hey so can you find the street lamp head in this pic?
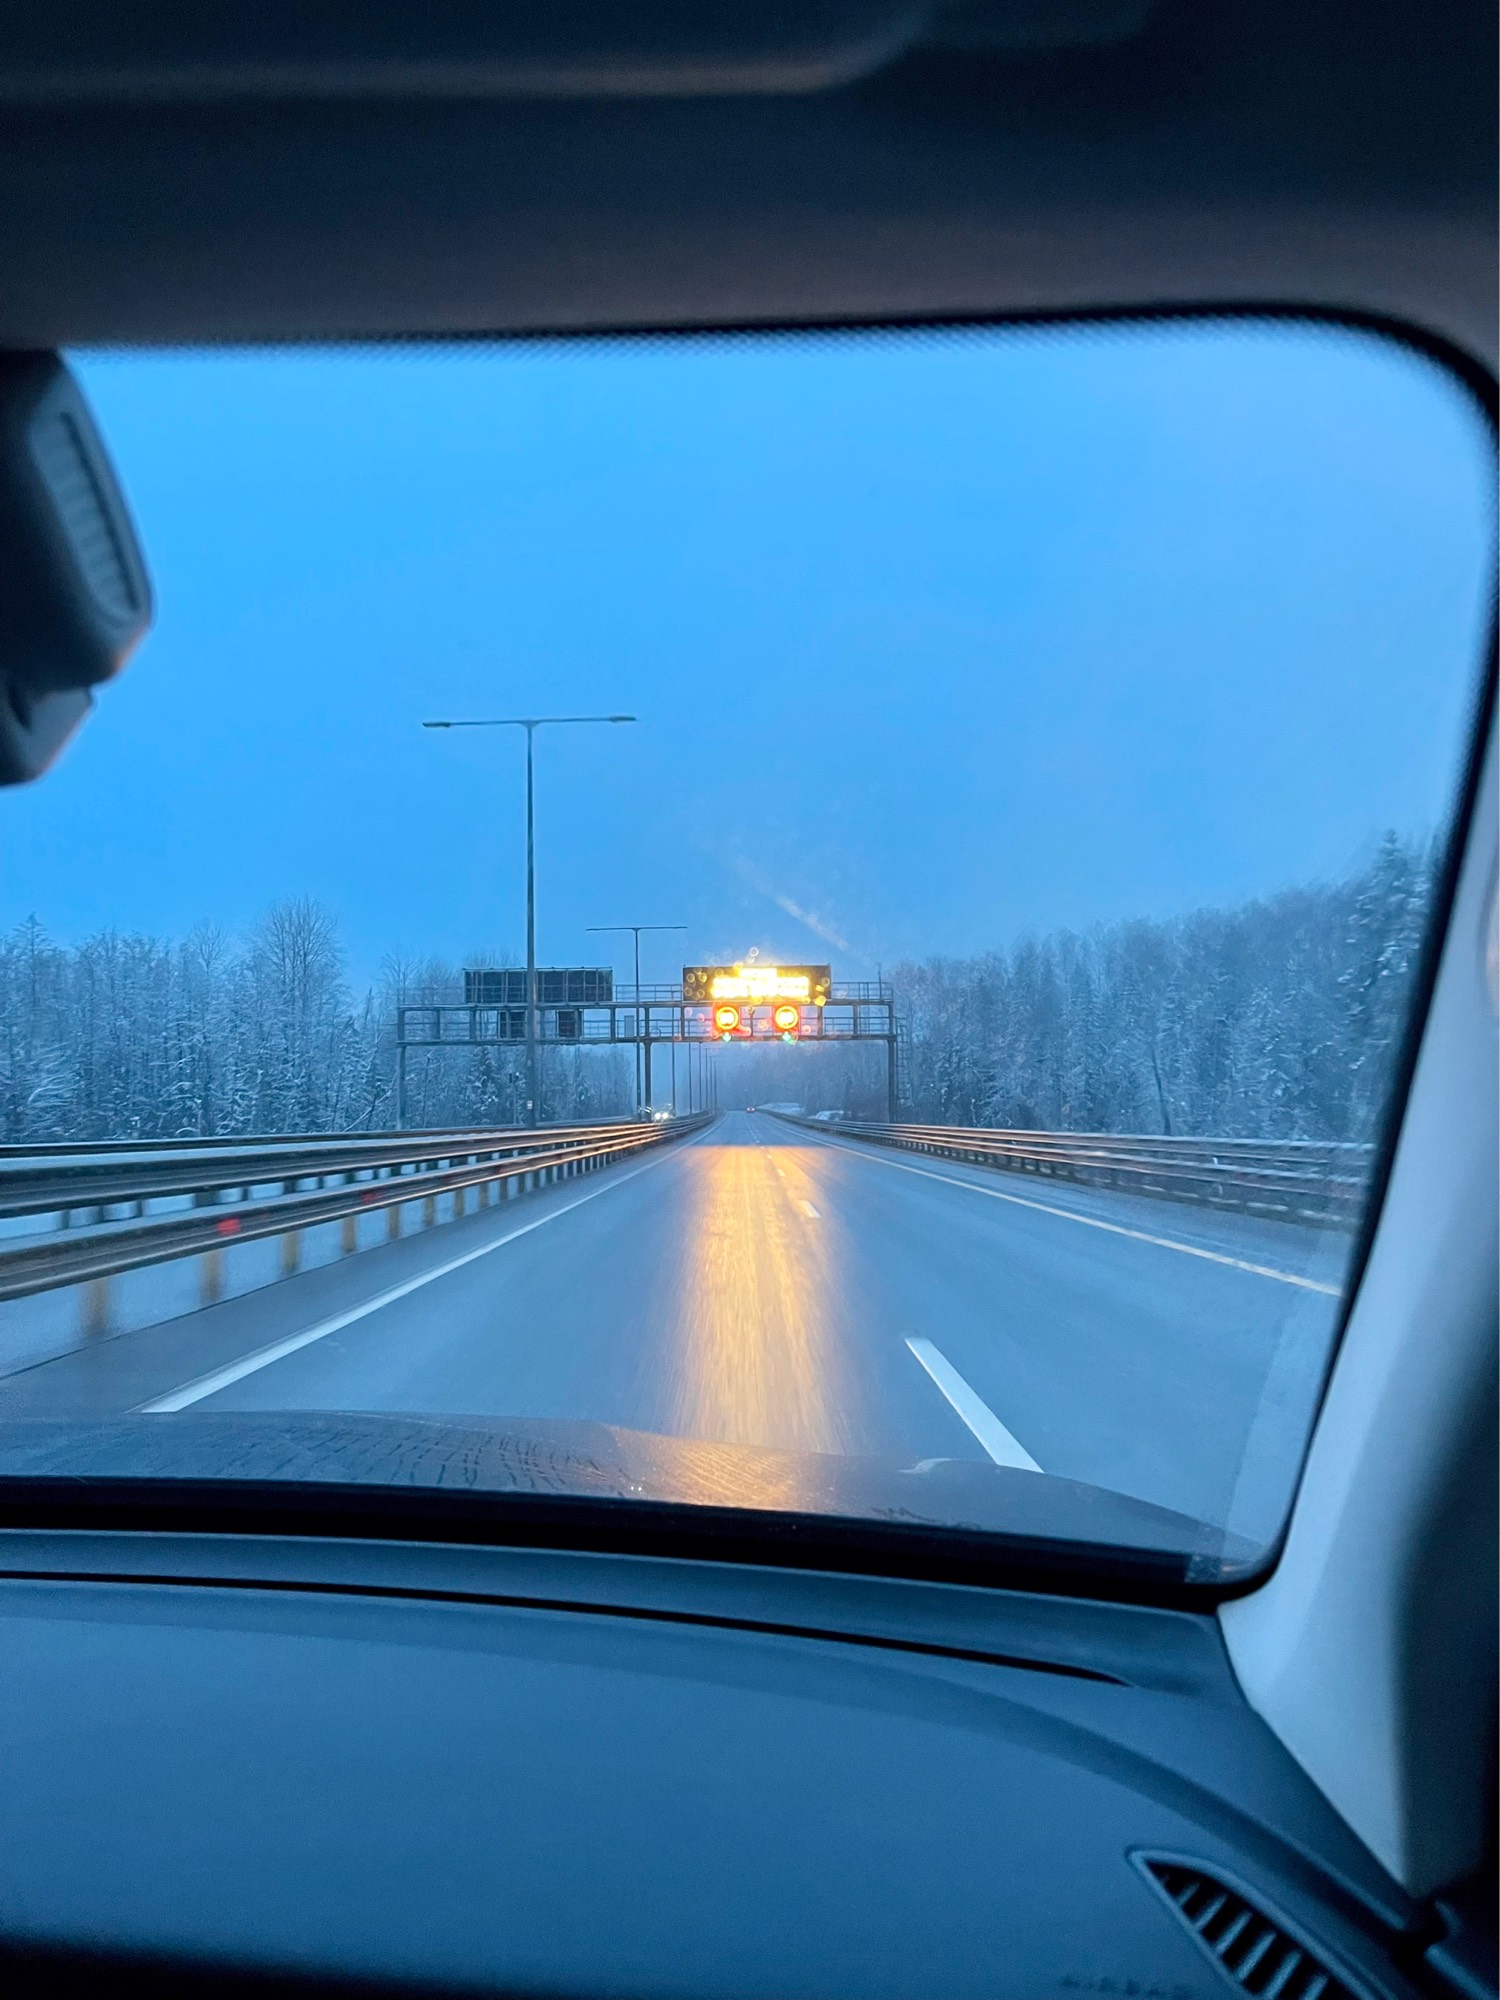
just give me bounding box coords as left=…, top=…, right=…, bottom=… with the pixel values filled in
left=423, top=714, right=634, bottom=730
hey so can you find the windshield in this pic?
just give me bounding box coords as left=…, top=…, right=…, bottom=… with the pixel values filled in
left=0, top=320, right=1491, bottom=1587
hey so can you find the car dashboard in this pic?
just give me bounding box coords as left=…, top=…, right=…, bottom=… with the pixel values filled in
left=0, top=1528, right=1434, bottom=2000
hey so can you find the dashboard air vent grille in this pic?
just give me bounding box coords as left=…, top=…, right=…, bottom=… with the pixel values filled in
left=1143, top=1860, right=1356, bottom=2000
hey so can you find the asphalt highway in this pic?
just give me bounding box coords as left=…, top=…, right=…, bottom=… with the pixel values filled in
left=0, top=1112, right=1355, bottom=1541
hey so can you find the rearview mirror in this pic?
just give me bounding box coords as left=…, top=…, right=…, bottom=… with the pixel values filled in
left=0, top=352, right=152, bottom=785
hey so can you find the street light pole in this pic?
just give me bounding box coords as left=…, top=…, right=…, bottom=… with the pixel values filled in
left=424, top=712, right=635, bottom=1128
left=586, top=922, right=685, bottom=1117
left=523, top=724, right=537, bottom=1124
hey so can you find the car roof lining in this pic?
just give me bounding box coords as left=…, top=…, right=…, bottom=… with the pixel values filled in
left=0, top=0, right=1490, bottom=367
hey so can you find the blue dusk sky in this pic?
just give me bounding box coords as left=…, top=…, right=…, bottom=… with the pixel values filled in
left=0, top=320, right=1491, bottom=988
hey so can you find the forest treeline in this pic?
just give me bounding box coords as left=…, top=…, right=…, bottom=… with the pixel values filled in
left=0, top=905, right=626, bottom=1141
left=895, top=834, right=1429, bottom=1141
left=0, top=836, right=1428, bottom=1143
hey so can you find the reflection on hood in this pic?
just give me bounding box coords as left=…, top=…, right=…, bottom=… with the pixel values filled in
left=0, top=1410, right=1258, bottom=1584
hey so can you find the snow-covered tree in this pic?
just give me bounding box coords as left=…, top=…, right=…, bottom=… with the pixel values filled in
left=0, top=836, right=1434, bottom=1143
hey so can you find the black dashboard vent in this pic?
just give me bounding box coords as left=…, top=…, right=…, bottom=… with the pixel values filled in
left=1142, top=1860, right=1358, bottom=2000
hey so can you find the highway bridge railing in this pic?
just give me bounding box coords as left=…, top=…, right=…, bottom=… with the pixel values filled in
left=764, top=1114, right=1372, bottom=1227
left=0, top=1115, right=712, bottom=1317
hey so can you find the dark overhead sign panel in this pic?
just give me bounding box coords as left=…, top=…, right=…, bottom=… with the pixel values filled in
left=465, top=968, right=613, bottom=1006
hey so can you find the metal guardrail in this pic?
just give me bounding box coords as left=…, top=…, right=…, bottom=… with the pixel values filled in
left=0, top=1120, right=646, bottom=1220
left=0, top=1116, right=712, bottom=1307
left=767, top=1114, right=1373, bottom=1226
left=0, top=1118, right=636, bottom=1161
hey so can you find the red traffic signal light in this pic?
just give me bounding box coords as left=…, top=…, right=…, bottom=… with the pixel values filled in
left=772, top=1003, right=801, bottom=1039
left=714, top=1003, right=742, bottom=1038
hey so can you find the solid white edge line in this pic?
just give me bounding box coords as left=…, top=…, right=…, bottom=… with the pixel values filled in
left=904, top=1336, right=1042, bottom=1472
left=800, top=1129, right=1339, bottom=1295
left=138, top=1145, right=687, bottom=1414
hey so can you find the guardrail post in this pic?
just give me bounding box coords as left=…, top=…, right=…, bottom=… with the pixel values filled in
left=423, top=1193, right=437, bottom=1229
left=341, top=1213, right=357, bottom=1255
left=82, top=1275, right=111, bottom=1339
left=280, top=1230, right=302, bottom=1277
left=387, top=1203, right=402, bottom=1241
left=200, top=1247, right=225, bottom=1306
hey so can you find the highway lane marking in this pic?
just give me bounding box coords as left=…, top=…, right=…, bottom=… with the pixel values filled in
left=802, top=1131, right=1339, bottom=1295
left=139, top=1148, right=690, bottom=1414
left=905, top=1336, right=1041, bottom=1472
left=799, top=1200, right=821, bottom=1219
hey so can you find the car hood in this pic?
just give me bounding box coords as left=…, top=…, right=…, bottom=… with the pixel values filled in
left=0, top=1410, right=1259, bottom=1586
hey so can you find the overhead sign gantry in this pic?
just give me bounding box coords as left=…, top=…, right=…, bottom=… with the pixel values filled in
left=396, top=961, right=900, bottom=1120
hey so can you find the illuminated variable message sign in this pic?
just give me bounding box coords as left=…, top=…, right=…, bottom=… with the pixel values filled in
left=682, top=964, right=832, bottom=1006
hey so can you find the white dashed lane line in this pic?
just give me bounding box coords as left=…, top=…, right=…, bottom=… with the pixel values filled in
left=905, top=1336, right=1041, bottom=1472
